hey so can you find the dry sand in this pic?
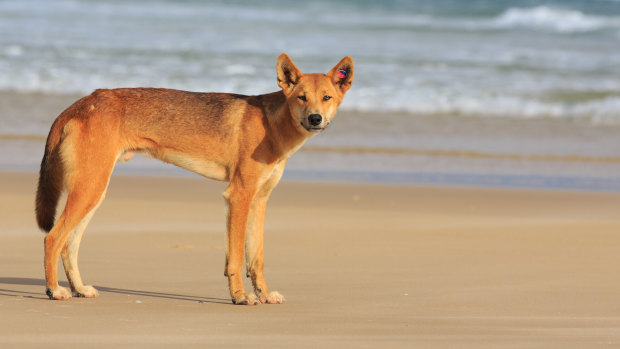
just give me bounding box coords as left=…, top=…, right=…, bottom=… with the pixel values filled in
left=1, top=171, right=620, bottom=348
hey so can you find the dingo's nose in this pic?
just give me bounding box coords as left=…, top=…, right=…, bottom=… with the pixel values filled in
left=308, top=114, right=322, bottom=126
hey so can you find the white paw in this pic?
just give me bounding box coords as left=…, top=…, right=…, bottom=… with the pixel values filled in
left=46, top=286, right=72, bottom=300
left=232, top=292, right=260, bottom=305
left=261, top=291, right=285, bottom=304
left=74, top=285, right=99, bottom=298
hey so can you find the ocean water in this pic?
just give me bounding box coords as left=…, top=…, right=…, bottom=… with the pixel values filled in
left=1, top=0, right=620, bottom=123
left=0, top=0, right=619, bottom=190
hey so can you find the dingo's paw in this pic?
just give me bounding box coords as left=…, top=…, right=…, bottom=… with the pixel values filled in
left=74, top=285, right=99, bottom=298
left=46, top=286, right=72, bottom=300
left=232, top=292, right=259, bottom=305
left=259, top=291, right=285, bottom=304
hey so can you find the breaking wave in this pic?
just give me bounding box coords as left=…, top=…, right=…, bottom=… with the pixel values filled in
left=493, top=6, right=620, bottom=33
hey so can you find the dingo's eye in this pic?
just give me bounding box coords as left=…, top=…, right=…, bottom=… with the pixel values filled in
left=298, top=95, right=307, bottom=102
left=323, top=95, right=332, bottom=101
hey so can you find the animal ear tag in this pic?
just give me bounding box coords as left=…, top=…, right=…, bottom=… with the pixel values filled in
left=337, top=70, right=347, bottom=79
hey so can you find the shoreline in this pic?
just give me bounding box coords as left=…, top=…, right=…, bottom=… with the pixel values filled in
left=4, top=166, right=620, bottom=193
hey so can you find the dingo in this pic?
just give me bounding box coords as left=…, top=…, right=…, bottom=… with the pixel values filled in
left=35, top=54, right=354, bottom=305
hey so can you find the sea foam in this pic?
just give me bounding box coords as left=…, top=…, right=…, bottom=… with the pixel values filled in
left=494, top=6, right=620, bottom=33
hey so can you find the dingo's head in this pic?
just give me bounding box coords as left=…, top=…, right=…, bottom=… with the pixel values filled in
left=277, top=53, right=354, bottom=133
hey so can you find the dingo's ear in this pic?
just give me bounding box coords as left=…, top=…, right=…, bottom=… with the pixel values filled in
left=328, top=56, right=354, bottom=94
left=277, top=53, right=303, bottom=94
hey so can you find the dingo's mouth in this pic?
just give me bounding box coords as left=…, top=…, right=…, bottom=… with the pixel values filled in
left=301, top=122, right=329, bottom=132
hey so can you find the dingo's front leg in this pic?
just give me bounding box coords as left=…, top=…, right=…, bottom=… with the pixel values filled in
left=223, top=179, right=259, bottom=305
left=245, top=163, right=286, bottom=304
left=245, top=196, right=285, bottom=304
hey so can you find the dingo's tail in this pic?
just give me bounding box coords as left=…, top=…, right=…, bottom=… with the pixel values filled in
left=35, top=114, right=70, bottom=233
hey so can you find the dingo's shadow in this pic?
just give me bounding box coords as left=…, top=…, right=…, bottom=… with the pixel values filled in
left=0, top=277, right=230, bottom=304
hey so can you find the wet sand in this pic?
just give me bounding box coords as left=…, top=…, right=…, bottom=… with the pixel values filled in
left=1, top=171, right=620, bottom=347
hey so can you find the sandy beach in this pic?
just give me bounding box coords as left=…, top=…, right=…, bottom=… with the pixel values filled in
left=2, top=0, right=620, bottom=347
left=1, top=171, right=619, bottom=347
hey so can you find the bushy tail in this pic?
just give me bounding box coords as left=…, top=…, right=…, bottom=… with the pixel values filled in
left=35, top=115, right=70, bottom=233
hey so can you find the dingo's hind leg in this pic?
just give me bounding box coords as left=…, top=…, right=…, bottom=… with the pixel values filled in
left=45, top=165, right=114, bottom=299
left=44, top=120, right=118, bottom=300
left=61, top=186, right=108, bottom=298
